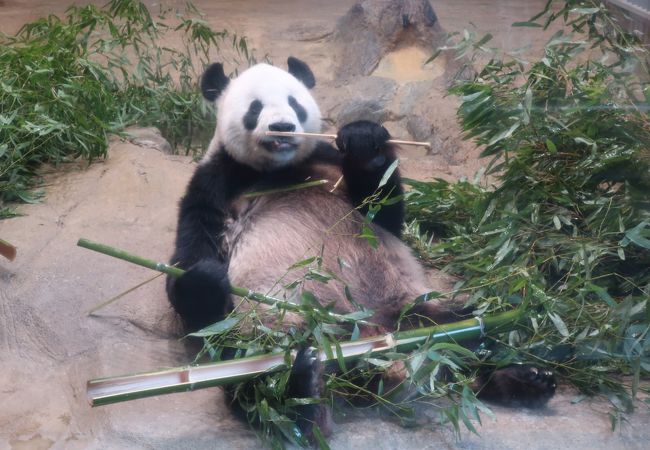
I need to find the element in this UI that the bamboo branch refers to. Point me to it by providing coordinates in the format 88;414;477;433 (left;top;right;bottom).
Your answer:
86;272;164;315
87;309;523;406
243;179;328;198
265;131;431;149
77;238;370;325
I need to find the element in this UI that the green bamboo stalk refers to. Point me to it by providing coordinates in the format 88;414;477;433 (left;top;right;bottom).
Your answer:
77;238;368;325
87;309;524;406
78;238;184;277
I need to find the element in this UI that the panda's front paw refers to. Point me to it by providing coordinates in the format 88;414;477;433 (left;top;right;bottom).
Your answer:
168;259;231;332
478;364;557;408
336;120;392;171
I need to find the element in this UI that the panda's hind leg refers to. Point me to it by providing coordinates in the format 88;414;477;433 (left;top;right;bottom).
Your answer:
475;364;557;408
397;303;557;407
287;346;332;440
166;259;231;333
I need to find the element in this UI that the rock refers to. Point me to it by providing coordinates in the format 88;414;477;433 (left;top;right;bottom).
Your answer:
124;126;174;154
333;76;399;125
332;0;446;80
322;0;469;163
283;23;335;42
406;115;433;142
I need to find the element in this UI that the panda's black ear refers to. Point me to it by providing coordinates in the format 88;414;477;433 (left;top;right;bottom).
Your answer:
287;57;316;89
201;63;230;101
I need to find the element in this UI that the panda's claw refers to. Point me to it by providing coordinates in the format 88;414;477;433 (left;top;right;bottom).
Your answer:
477;364;557;408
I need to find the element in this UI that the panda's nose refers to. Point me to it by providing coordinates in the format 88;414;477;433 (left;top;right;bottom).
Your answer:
268;122;296;132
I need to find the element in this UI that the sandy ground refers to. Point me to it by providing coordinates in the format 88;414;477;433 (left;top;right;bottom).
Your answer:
2;1;650;449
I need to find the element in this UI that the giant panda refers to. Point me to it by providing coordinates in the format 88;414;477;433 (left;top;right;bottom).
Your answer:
166;57;556;440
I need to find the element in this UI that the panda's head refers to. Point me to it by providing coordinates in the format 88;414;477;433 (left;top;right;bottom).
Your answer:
202;57;322;171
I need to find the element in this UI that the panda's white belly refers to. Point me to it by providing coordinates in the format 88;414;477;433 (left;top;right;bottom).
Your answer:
224;186;431;327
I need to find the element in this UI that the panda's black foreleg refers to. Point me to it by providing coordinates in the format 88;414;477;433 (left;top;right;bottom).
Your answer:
166;258;232;333
474;364;557;408
167;151;258;333
337;120;405;238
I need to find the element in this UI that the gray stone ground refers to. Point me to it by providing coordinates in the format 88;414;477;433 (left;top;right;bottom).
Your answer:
2;0;650;449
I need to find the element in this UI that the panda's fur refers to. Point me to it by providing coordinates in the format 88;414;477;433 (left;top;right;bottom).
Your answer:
167;57;556;440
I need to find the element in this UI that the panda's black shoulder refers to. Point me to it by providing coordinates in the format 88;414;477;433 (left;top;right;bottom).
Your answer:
306;141;342;166
183;147;260;208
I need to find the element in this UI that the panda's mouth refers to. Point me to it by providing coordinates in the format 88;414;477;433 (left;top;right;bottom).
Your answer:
260;137;298;154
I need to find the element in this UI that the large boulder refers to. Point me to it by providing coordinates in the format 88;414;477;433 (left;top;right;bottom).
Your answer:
331;0;446;80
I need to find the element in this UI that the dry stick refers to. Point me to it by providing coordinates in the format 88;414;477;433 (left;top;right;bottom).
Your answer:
265;131;432;149
86;272;165;315
77;238;370;325
87;309;524;406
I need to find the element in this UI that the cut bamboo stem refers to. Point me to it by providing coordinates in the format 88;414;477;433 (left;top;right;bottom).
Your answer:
87;309;523;406
0;238;17;261
265;131;431;149
77;238;369;325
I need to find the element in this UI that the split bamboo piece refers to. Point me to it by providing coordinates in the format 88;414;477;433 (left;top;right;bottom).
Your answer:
265;131;431;149
87;309;523;406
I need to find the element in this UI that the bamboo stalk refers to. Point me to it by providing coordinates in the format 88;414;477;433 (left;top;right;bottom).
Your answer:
265;131;431;149
87;309;523;406
77;239;184;277
77;238;369;325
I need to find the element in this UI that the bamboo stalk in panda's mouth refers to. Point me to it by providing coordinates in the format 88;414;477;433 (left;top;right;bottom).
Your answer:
265;131;431;149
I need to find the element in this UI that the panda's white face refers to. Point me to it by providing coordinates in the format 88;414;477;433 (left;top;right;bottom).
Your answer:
214;63;322;171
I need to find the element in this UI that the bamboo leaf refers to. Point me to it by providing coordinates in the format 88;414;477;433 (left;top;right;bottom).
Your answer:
586;283;617;308
359;224;379;249
378;159;399;189
287;256;317;270
546;138;557;154
474;33;494;48
621;222;650;250
190;316;241;337
487;122;520;146
512;21;542;27
570;7;600;15
548;312;570;338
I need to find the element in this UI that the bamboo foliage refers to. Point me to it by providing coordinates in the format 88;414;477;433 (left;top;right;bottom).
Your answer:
408;0;650;427
0;0;257;218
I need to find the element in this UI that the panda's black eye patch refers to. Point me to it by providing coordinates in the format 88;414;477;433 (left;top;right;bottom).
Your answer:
243;100;263;131
288;96;307;123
